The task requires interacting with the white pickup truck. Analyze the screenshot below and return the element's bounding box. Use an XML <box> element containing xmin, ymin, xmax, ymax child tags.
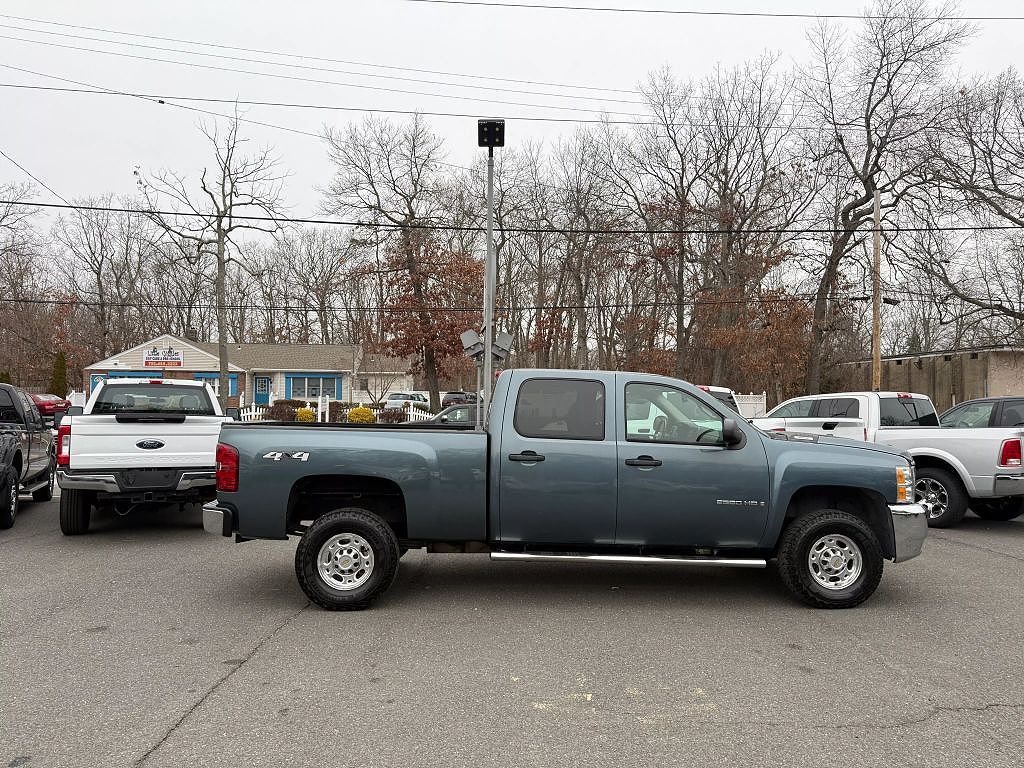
<box><xmin>753</xmin><ymin>391</ymin><xmax>1024</xmax><ymax>527</ymax></box>
<box><xmin>56</xmin><ymin>379</ymin><xmax>229</xmax><ymax>535</ymax></box>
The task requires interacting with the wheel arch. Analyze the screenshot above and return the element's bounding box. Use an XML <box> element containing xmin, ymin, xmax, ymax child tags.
<box><xmin>908</xmin><ymin>450</ymin><xmax>973</xmax><ymax>494</ymax></box>
<box><xmin>287</xmin><ymin>474</ymin><xmax>408</xmax><ymax>540</ymax></box>
<box><xmin>782</xmin><ymin>485</ymin><xmax>895</xmax><ymax>560</ymax></box>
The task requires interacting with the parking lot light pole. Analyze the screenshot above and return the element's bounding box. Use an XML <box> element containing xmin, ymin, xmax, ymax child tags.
<box><xmin>477</xmin><ymin>119</ymin><xmax>504</xmax><ymax>428</ymax></box>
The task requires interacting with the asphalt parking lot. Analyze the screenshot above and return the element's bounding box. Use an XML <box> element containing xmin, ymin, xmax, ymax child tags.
<box><xmin>2</xmin><ymin>493</ymin><xmax>1022</xmax><ymax>768</ymax></box>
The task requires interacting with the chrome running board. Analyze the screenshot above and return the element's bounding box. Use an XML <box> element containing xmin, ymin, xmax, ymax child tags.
<box><xmin>490</xmin><ymin>552</ymin><xmax>767</xmax><ymax>568</ymax></box>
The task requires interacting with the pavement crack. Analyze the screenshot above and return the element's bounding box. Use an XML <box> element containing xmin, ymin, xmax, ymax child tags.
<box><xmin>133</xmin><ymin>600</ymin><xmax>310</xmax><ymax>767</ymax></box>
<box><xmin>928</xmin><ymin>532</ymin><xmax>1024</xmax><ymax>563</ymax></box>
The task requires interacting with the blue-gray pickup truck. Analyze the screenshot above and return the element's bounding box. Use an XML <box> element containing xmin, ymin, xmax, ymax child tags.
<box><xmin>205</xmin><ymin>370</ymin><xmax>928</xmax><ymax>610</ymax></box>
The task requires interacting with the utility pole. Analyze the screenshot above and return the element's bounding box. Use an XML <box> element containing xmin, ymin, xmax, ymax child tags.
<box><xmin>871</xmin><ymin>187</ymin><xmax>882</xmax><ymax>392</ymax></box>
<box><xmin>477</xmin><ymin>119</ymin><xmax>504</xmax><ymax>428</ymax></box>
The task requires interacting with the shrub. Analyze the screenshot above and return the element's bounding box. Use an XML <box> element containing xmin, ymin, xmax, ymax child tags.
<box><xmin>412</xmin><ymin>402</ymin><xmax>433</xmax><ymax>413</ymax></box>
<box><xmin>376</xmin><ymin>408</ymin><xmax>407</xmax><ymax>424</ymax></box>
<box><xmin>295</xmin><ymin>407</ymin><xmax>316</xmax><ymax>423</ymax></box>
<box><xmin>347</xmin><ymin>406</ymin><xmax>376</xmax><ymax>424</ymax></box>
<box><xmin>265</xmin><ymin>402</ymin><xmax>297</xmax><ymax>421</ymax></box>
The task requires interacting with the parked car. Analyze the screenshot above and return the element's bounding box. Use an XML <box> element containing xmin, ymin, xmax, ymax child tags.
<box><xmin>0</xmin><ymin>383</ymin><xmax>57</xmax><ymax>529</ymax></box>
<box><xmin>441</xmin><ymin>391</ymin><xmax>478</xmax><ymax>407</ymax></box>
<box><xmin>753</xmin><ymin>391</ymin><xmax>1024</xmax><ymax>527</ymax></box>
<box><xmin>384</xmin><ymin>392</ymin><xmax>429</xmax><ymax>410</ymax></box>
<box><xmin>939</xmin><ymin>397</ymin><xmax>1024</xmax><ymax>428</ymax></box>
<box><xmin>30</xmin><ymin>392</ymin><xmax>72</xmax><ymax>419</ymax></box>
<box><xmin>56</xmin><ymin>379</ymin><xmax>229</xmax><ymax>535</ymax></box>
<box><xmin>696</xmin><ymin>385</ymin><xmax>740</xmax><ymax>413</ymax></box>
<box><xmin>205</xmin><ymin>370</ymin><xmax>927</xmax><ymax>611</ymax></box>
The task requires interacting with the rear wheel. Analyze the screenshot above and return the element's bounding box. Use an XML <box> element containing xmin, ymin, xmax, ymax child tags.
<box><xmin>776</xmin><ymin>509</ymin><xmax>884</xmax><ymax>609</ymax></box>
<box><xmin>32</xmin><ymin>459</ymin><xmax>55</xmax><ymax>502</ymax></box>
<box><xmin>915</xmin><ymin>467</ymin><xmax>968</xmax><ymax>528</ymax></box>
<box><xmin>59</xmin><ymin>488</ymin><xmax>92</xmax><ymax>535</ymax></box>
<box><xmin>0</xmin><ymin>467</ymin><xmax>19</xmax><ymax>529</ymax></box>
<box><xmin>295</xmin><ymin>507</ymin><xmax>400</xmax><ymax>611</ymax></box>
<box><xmin>972</xmin><ymin>498</ymin><xmax>1024</xmax><ymax>522</ymax></box>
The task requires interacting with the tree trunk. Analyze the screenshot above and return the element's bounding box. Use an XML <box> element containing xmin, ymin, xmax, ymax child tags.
<box><xmin>215</xmin><ymin>232</ymin><xmax>230</xmax><ymax>411</ymax></box>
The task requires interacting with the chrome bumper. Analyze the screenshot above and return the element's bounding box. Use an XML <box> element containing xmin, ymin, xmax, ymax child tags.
<box><xmin>890</xmin><ymin>503</ymin><xmax>928</xmax><ymax>563</ymax></box>
<box><xmin>993</xmin><ymin>474</ymin><xmax>1024</xmax><ymax>497</ymax></box>
<box><xmin>57</xmin><ymin>469</ymin><xmax>216</xmax><ymax>494</ymax></box>
<box><xmin>202</xmin><ymin>502</ymin><xmax>233</xmax><ymax>537</ymax></box>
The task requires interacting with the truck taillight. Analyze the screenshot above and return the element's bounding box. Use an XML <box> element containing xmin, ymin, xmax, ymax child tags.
<box><xmin>999</xmin><ymin>438</ymin><xmax>1022</xmax><ymax>468</ymax></box>
<box><xmin>216</xmin><ymin>443</ymin><xmax>239</xmax><ymax>492</ymax></box>
<box><xmin>57</xmin><ymin>424</ymin><xmax>72</xmax><ymax>466</ymax></box>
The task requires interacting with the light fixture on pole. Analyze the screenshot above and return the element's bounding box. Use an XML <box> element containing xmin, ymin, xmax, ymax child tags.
<box><xmin>477</xmin><ymin>118</ymin><xmax>505</xmax><ymax>431</ymax></box>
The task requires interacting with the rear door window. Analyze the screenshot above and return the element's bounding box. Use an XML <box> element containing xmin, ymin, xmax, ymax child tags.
<box><xmin>769</xmin><ymin>399</ymin><xmax>816</xmax><ymax>418</ymax></box>
<box><xmin>818</xmin><ymin>398</ymin><xmax>860</xmax><ymax>418</ymax></box>
<box><xmin>514</xmin><ymin>378</ymin><xmax>605</xmax><ymax>440</ymax></box>
<box><xmin>997</xmin><ymin>399</ymin><xmax>1024</xmax><ymax>427</ymax></box>
<box><xmin>92</xmin><ymin>384</ymin><xmax>216</xmax><ymax>415</ymax></box>
<box><xmin>940</xmin><ymin>402</ymin><xmax>994</xmax><ymax>428</ymax></box>
<box><xmin>879</xmin><ymin>396</ymin><xmax>939</xmax><ymax>427</ymax></box>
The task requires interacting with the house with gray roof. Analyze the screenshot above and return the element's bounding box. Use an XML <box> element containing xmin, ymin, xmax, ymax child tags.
<box><xmin>83</xmin><ymin>334</ymin><xmax>413</xmax><ymax>407</ymax></box>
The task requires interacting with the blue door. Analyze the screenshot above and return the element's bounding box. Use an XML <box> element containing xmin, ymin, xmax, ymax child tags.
<box><xmin>254</xmin><ymin>376</ymin><xmax>271</xmax><ymax>405</ymax></box>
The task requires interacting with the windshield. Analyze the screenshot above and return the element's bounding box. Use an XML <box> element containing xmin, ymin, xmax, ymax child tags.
<box><xmin>92</xmin><ymin>384</ymin><xmax>216</xmax><ymax>415</ymax></box>
<box><xmin>878</xmin><ymin>396</ymin><xmax>938</xmax><ymax>427</ymax></box>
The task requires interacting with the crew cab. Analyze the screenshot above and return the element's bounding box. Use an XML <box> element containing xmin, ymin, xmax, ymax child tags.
<box><xmin>0</xmin><ymin>383</ymin><xmax>56</xmax><ymax>529</ymax></box>
<box><xmin>206</xmin><ymin>370</ymin><xmax>928</xmax><ymax>611</ymax></box>
<box><xmin>56</xmin><ymin>379</ymin><xmax>228</xmax><ymax>535</ymax></box>
<box><xmin>754</xmin><ymin>391</ymin><xmax>1024</xmax><ymax>527</ymax></box>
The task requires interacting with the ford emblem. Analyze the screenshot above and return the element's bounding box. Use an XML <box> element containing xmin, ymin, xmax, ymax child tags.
<box><xmin>136</xmin><ymin>439</ymin><xmax>165</xmax><ymax>450</ymax></box>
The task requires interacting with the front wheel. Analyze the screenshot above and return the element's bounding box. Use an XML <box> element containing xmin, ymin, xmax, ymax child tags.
<box><xmin>972</xmin><ymin>498</ymin><xmax>1024</xmax><ymax>522</ymax></box>
<box><xmin>776</xmin><ymin>509</ymin><xmax>884</xmax><ymax>609</ymax></box>
<box><xmin>294</xmin><ymin>507</ymin><xmax>401</xmax><ymax>611</ymax></box>
<box><xmin>0</xmin><ymin>467</ymin><xmax>19</xmax><ymax>529</ymax></box>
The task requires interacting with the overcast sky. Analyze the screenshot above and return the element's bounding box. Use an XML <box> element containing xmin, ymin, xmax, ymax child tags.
<box><xmin>2</xmin><ymin>0</ymin><xmax>1022</xmax><ymax>219</ymax></box>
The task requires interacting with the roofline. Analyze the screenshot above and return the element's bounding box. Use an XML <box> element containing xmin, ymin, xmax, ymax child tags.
<box><xmin>843</xmin><ymin>345</ymin><xmax>1024</xmax><ymax>364</ymax></box>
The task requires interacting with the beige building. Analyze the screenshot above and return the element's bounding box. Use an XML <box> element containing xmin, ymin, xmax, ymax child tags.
<box><xmin>841</xmin><ymin>346</ymin><xmax>1024</xmax><ymax>411</ymax></box>
<box><xmin>84</xmin><ymin>334</ymin><xmax>413</xmax><ymax>408</ymax></box>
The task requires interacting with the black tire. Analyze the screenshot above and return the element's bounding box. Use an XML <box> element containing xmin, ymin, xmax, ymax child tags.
<box><xmin>915</xmin><ymin>467</ymin><xmax>968</xmax><ymax>528</ymax></box>
<box><xmin>294</xmin><ymin>507</ymin><xmax>400</xmax><ymax>611</ymax></box>
<box><xmin>59</xmin><ymin>488</ymin><xmax>92</xmax><ymax>535</ymax></box>
<box><xmin>0</xmin><ymin>466</ymin><xmax>19</xmax><ymax>530</ymax></box>
<box><xmin>972</xmin><ymin>498</ymin><xmax>1024</xmax><ymax>522</ymax></box>
<box><xmin>32</xmin><ymin>459</ymin><xmax>55</xmax><ymax>502</ymax></box>
<box><xmin>776</xmin><ymin>509</ymin><xmax>884</xmax><ymax>609</ymax></box>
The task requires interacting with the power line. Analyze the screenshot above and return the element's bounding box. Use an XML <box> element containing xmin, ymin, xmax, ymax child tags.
<box><xmin>0</xmin><ymin>33</ymin><xmax>651</xmax><ymax>117</ymax></box>
<box><xmin>0</xmin><ymin>147</ymin><xmax>71</xmax><ymax>205</ymax></box>
<box><xmin>395</xmin><ymin>0</ymin><xmax>1024</xmax><ymax>21</ymax></box>
<box><xmin>3</xmin><ymin>199</ymin><xmax>1023</xmax><ymax>236</ymax></box>
<box><xmin>0</xmin><ymin>21</ymin><xmax>646</xmax><ymax>106</ymax></box>
<box><xmin>0</xmin><ymin>12</ymin><xmax>639</xmax><ymax>96</ymax></box>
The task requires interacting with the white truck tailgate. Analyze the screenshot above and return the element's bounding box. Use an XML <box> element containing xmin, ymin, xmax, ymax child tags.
<box><xmin>69</xmin><ymin>415</ymin><xmax>224</xmax><ymax>470</ymax></box>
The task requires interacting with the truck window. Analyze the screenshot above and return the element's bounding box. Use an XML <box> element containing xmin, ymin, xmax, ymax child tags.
<box><xmin>513</xmin><ymin>378</ymin><xmax>605</xmax><ymax>440</ymax></box>
<box><xmin>879</xmin><ymin>396</ymin><xmax>939</xmax><ymax>427</ymax></box>
<box><xmin>0</xmin><ymin>390</ymin><xmax>19</xmax><ymax>423</ymax></box>
<box><xmin>998</xmin><ymin>400</ymin><xmax>1024</xmax><ymax>427</ymax></box>
<box><xmin>625</xmin><ymin>383</ymin><xmax>724</xmax><ymax>445</ymax></box>
<box><xmin>818</xmin><ymin>398</ymin><xmax>860</xmax><ymax>418</ymax></box>
<box><xmin>768</xmin><ymin>399</ymin><xmax>815</xmax><ymax>418</ymax></box>
<box><xmin>940</xmin><ymin>402</ymin><xmax>994</xmax><ymax>428</ymax></box>
<box><xmin>92</xmin><ymin>384</ymin><xmax>216</xmax><ymax>415</ymax></box>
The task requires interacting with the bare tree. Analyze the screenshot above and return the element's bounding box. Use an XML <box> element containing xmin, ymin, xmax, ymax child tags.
<box><xmin>138</xmin><ymin>115</ymin><xmax>286</xmax><ymax>407</ymax></box>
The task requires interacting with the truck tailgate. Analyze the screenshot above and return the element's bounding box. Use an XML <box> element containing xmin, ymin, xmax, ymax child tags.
<box><xmin>69</xmin><ymin>415</ymin><xmax>223</xmax><ymax>469</ymax></box>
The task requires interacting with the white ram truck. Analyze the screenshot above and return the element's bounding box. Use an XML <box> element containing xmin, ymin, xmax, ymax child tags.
<box><xmin>753</xmin><ymin>391</ymin><xmax>1024</xmax><ymax>527</ymax></box>
<box><xmin>56</xmin><ymin>379</ymin><xmax>229</xmax><ymax>535</ymax></box>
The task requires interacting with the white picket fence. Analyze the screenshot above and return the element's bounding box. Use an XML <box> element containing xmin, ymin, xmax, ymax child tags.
<box><xmin>235</xmin><ymin>400</ymin><xmax>433</xmax><ymax>423</ymax></box>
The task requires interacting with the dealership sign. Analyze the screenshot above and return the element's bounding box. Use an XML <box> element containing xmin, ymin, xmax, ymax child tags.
<box><xmin>143</xmin><ymin>346</ymin><xmax>184</xmax><ymax>367</ymax></box>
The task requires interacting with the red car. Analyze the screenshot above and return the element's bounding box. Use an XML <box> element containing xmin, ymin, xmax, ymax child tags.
<box><xmin>30</xmin><ymin>393</ymin><xmax>71</xmax><ymax>417</ymax></box>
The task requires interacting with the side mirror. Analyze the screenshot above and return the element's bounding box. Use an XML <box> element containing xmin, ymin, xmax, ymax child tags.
<box><xmin>226</xmin><ymin>407</ymin><xmax>241</xmax><ymax>421</ymax></box>
<box><xmin>723</xmin><ymin>418</ymin><xmax>744</xmax><ymax>447</ymax></box>
<box><xmin>67</xmin><ymin>406</ymin><xmax>84</xmax><ymax>417</ymax></box>
<box><xmin>439</xmin><ymin>415</ymin><xmax>449</xmax><ymax>423</ymax></box>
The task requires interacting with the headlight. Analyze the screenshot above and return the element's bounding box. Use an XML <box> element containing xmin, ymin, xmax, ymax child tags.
<box><xmin>896</xmin><ymin>463</ymin><xmax>915</xmax><ymax>503</ymax></box>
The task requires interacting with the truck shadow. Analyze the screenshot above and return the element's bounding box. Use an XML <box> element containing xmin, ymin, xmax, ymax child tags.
<box><xmin>84</xmin><ymin>503</ymin><xmax>205</xmax><ymax>533</ymax></box>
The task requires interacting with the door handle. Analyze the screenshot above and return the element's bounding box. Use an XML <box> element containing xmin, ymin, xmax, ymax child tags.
<box><xmin>508</xmin><ymin>451</ymin><xmax>545</xmax><ymax>462</ymax></box>
<box><xmin>625</xmin><ymin>455</ymin><xmax>662</xmax><ymax>467</ymax></box>
<box><xmin>822</xmin><ymin>422</ymin><xmax>838</xmax><ymax>430</ymax></box>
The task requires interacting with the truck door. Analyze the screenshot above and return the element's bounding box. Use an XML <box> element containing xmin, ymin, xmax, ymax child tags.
<box><xmin>16</xmin><ymin>389</ymin><xmax>46</xmax><ymax>479</ymax></box>
<box><xmin>615</xmin><ymin>377</ymin><xmax>770</xmax><ymax>548</ymax></box>
<box><xmin>497</xmin><ymin>376</ymin><xmax>617</xmax><ymax>545</ymax></box>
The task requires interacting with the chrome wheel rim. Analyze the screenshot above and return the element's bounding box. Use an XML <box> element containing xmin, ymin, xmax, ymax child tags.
<box><xmin>916</xmin><ymin>478</ymin><xmax>948</xmax><ymax>520</ymax></box>
<box><xmin>807</xmin><ymin>533</ymin><xmax>862</xmax><ymax>590</ymax></box>
<box><xmin>317</xmin><ymin>533</ymin><xmax>375</xmax><ymax>591</ymax></box>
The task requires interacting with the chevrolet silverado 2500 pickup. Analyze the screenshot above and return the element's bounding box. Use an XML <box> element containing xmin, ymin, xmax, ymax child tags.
<box><xmin>57</xmin><ymin>379</ymin><xmax>228</xmax><ymax>535</ymax></box>
<box><xmin>205</xmin><ymin>370</ymin><xmax>928</xmax><ymax>610</ymax></box>
<box><xmin>753</xmin><ymin>392</ymin><xmax>1024</xmax><ymax>527</ymax></box>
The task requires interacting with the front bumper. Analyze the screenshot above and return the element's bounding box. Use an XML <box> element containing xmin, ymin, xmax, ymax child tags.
<box><xmin>889</xmin><ymin>503</ymin><xmax>928</xmax><ymax>563</ymax></box>
<box><xmin>57</xmin><ymin>469</ymin><xmax>216</xmax><ymax>495</ymax></box>
<box><xmin>993</xmin><ymin>473</ymin><xmax>1024</xmax><ymax>497</ymax></box>
<box><xmin>202</xmin><ymin>501</ymin><xmax>234</xmax><ymax>537</ymax></box>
